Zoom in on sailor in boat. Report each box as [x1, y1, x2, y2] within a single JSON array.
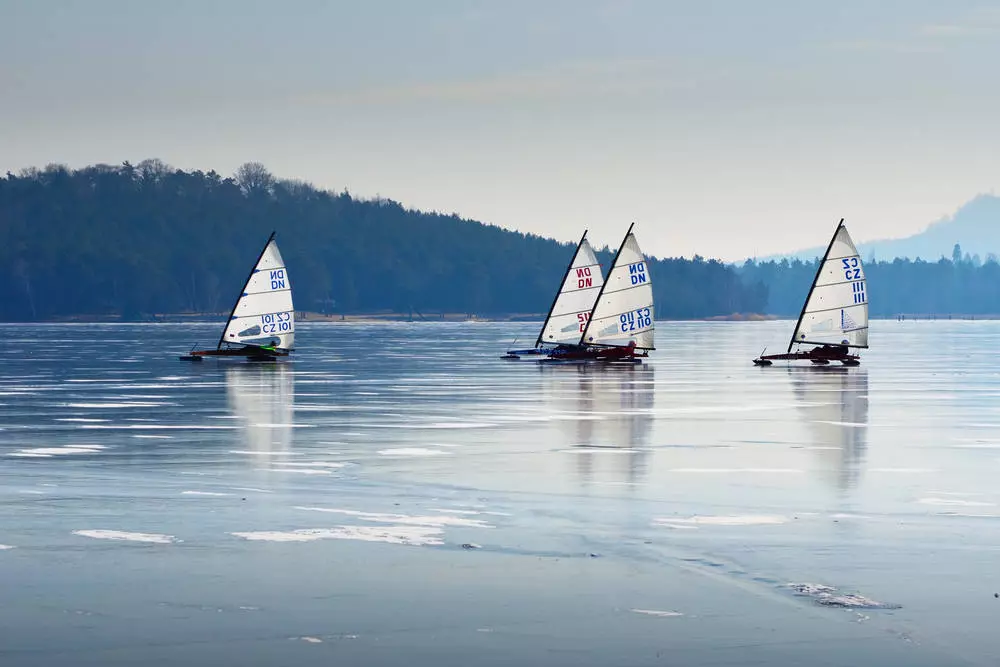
[[549, 340, 638, 361], [808, 343, 850, 360]]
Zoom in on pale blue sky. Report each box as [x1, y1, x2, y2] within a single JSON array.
[[2, 0, 998, 259]]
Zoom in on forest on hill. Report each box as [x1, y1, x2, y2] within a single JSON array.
[[0, 161, 765, 321], [739, 243, 1000, 316]]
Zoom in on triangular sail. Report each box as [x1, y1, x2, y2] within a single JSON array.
[[219, 233, 295, 351], [536, 232, 605, 346], [578, 223, 655, 350], [789, 220, 868, 351]]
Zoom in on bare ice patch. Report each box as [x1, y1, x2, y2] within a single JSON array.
[[787, 583, 899, 609], [231, 525, 443, 546], [654, 515, 788, 528], [72, 530, 180, 544], [8, 444, 105, 458], [294, 507, 494, 529], [630, 609, 683, 617]]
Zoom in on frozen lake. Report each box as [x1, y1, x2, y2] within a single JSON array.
[[1, 320, 999, 666]]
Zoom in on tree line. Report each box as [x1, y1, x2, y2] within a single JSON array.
[[0, 161, 767, 321]]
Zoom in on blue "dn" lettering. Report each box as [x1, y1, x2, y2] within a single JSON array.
[[270, 269, 286, 290], [628, 262, 647, 285]]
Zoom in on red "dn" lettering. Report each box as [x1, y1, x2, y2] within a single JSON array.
[[577, 278, 593, 288]]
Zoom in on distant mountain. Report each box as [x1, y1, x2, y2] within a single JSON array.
[[764, 194, 1000, 263]]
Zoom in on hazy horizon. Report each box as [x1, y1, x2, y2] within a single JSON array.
[[2, 0, 998, 260]]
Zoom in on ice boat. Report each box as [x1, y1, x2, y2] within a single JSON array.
[[180, 232, 295, 361], [754, 219, 868, 366], [503, 230, 605, 359]]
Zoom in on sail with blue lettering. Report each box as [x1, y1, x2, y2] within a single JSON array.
[[789, 222, 868, 350], [219, 233, 295, 352], [579, 224, 655, 350]]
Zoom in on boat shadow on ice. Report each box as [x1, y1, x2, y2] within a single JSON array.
[[786, 366, 869, 492], [540, 363, 655, 487]]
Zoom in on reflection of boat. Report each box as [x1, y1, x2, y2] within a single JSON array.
[[788, 367, 868, 490], [754, 219, 868, 366], [181, 232, 295, 361], [543, 364, 655, 485], [225, 363, 295, 456], [504, 230, 604, 359]]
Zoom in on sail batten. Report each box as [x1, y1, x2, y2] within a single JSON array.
[[789, 220, 868, 351], [579, 224, 655, 350], [536, 232, 606, 346], [218, 233, 295, 352]]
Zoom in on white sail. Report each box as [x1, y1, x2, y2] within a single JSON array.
[[580, 226, 655, 349], [220, 235, 295, 351], [790, 222, 868, 349], [538, 238, 605, 345]]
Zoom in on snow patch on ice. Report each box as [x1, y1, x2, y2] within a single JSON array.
[[668, 468, 802, 474], [787, 583, 899, 609], [276, 461, 347, 469], [8, 445, 105, 458], [630, 609, 683, 617], [918, 497, 994, 507], [73, 530, 180, 544], [294, 507, 494, 528], [231, 525, 443, 546], [181, 491, 232, 497], [377, 447, 449, 457], [654, 515, 788, 528]]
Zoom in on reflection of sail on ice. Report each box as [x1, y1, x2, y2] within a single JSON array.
[[789, 368, 868, 491], [226, 364, 295, 456], [545, 365, 655, 486]]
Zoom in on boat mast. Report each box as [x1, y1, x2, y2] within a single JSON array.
[[535, 230, 589, 348], [787, 218, 844, 353], [578, 222, 635, 347], [217, 231, 277, 350]]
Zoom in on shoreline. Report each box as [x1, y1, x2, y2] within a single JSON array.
[[3, 312, 998, 324], [3, 311, 781, 324]]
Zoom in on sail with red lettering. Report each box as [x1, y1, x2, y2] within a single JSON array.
[[535, 232, 605, 346]]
